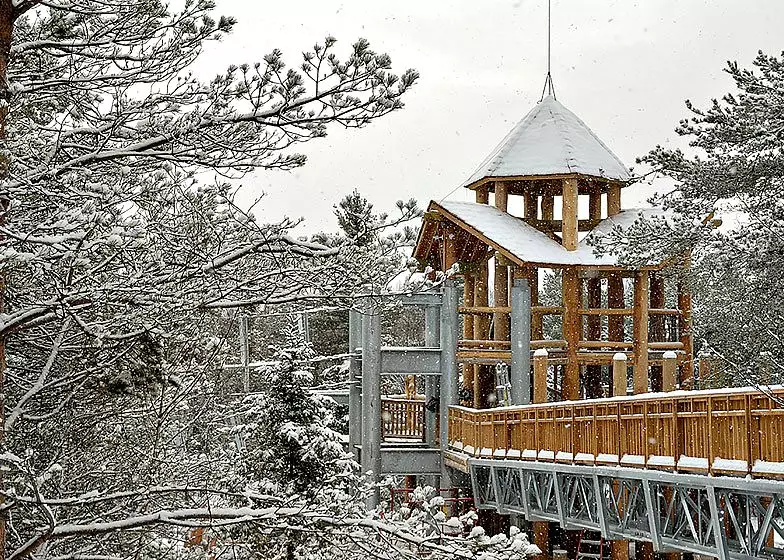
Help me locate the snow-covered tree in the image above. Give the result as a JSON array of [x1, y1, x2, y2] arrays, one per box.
[[596, 51, 784, 386]]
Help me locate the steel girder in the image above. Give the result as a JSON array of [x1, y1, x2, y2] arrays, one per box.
[[469, 458, 784, 560]]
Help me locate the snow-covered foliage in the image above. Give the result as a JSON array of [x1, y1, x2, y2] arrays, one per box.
[[594, 51, 784, 386], [385, 487, 541, 560]]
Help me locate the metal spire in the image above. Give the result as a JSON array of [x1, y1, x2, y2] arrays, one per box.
[[540, 0, 556, 101]]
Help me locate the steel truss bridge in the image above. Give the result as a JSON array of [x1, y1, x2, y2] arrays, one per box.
[[470, 458, 784, 560]]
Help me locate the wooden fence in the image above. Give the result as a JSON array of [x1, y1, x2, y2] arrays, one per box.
[[448, 386, 784, 478], [382, 398, 425, 441]]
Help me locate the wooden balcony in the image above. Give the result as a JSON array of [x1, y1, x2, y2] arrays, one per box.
[[447, 386, 784, 478]]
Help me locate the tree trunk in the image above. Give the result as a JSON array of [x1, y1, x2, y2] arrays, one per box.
[[0, 2, 15, 557]]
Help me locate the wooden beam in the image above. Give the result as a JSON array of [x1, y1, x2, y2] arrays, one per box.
[[459, 306, 510, 315], [580, 308, 633, 316], [562, 178, 579, 251], [521, 217, 601, 232], [562, 267, 581, 400], [632, 270, 650, 394]]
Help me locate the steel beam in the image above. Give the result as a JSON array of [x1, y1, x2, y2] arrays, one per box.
[[380, 447, 442, 475], [380, 347, 441, 374], [467, 458, 784, 560], [510, 277, 532, 404], [361, 304, 382, 509], [439, 280, 459, 489]]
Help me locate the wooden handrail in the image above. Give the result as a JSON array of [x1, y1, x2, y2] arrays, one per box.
[[447, 387, 784, 479]]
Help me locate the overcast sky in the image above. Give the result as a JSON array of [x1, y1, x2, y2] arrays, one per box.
[[195, 0, 784, 232]]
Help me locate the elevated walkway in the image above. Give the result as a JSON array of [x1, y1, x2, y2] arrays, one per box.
[[447, 387, 784, 560]]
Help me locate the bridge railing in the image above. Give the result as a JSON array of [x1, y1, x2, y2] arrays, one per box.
[[448, 386, 784, 478], [382, 398, 426, 441]]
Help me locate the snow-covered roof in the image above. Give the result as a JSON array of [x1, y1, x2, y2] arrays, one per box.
[[433, 200, 663, 267], [462, 96, 631, 187]]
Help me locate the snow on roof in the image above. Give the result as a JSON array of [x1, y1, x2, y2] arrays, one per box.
[[462, 96, 631, 187], [436, 200, 663, 267]]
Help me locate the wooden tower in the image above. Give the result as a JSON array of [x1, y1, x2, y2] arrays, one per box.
[[414, 95, 693, 408]]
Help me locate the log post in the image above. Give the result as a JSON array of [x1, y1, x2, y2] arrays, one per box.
[[607, 183, 628, 560], [562, 267, 580, 400], [607, 182, 622, 217], [612, 353, 628, 397], [476, 184, 489, 205], [494, 254, 510, 341], [585, 276, 602, 398], [463, 271, 476, 398], [474, 260, 490, 407], [632, 271, 650, 394], [541, 192, 555, 221], [678, 266, 694, 389], [589, 187, 602, 221], [562, 178, 578, 251], [534, 349, 549, 404], [524, 191, 538, 219], [649, 274, 666, 392], [607, 273, 625, 343], [662, 351, 678, 392]]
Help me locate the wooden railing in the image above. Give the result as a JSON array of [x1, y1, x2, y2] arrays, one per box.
[[447, 386, 784, 478], [382, 398, 425, 441]]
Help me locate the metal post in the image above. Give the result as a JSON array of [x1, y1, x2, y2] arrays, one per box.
[[361, 301, 382, 509], [510, 277, 532, 404], [348, 308, 362, 461], [439, 280, 459, 485], [349, 306, 362, 352], [424, 303, 440, 449]]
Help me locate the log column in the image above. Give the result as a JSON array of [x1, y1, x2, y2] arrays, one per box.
[[585, 276, 603, 398], [533, 348, 550, 560], [607, 182, 622, 217], [562, 267, 580, 400], [474, 259, 490, 407], [562, 178, 578, 251], [607, 183, 629, 560], [649, 274, 666, 392], [494, 183, 510, 342], [632, 271, 650, 395], [607, 274, 625, 343], [476, 184, 489, 205], [678, 260, 694, 389], [462, 270, 476, 399]]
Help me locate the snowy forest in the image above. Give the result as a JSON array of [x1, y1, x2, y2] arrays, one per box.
[[0, 0, 783, 559]]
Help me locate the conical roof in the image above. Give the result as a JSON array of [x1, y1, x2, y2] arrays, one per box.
[[462, 96, 631, 188]]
